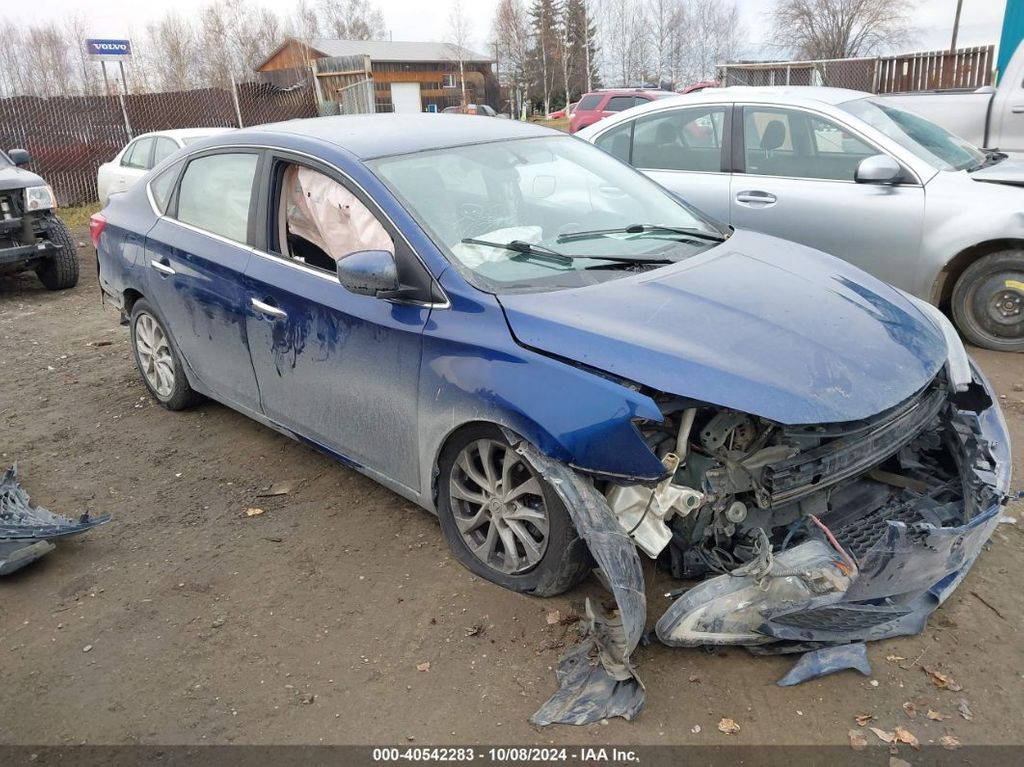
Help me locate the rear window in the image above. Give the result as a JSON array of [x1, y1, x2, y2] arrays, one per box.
[[576, 94, 603, 111], [176, 152, 259, 243], [606, 96, 636, 112]]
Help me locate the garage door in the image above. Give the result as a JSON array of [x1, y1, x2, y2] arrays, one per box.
[[391, 83, 423, 114]]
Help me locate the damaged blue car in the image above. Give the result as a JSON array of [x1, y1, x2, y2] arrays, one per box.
[[93, 115, 1012, 725]]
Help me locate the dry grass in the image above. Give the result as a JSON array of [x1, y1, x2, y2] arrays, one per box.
[[59, 201, 101, 229]]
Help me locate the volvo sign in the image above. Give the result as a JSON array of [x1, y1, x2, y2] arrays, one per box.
[[85, 39, 132, 60]]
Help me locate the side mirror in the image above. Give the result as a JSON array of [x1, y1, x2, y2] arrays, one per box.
[[7, 148, 30, 167], [855, 154, 902, 184], [336, 249, 399, 297]]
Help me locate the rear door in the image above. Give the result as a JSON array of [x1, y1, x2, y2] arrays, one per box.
[[729, 104, 925, 288], [143, 149, 263, 411], [241, 153, 433, 490]]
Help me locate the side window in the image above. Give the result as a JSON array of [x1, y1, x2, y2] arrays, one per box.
[[176, 153, 259, 243], [153, 137, 179, 166], [606, 96, 635, 112], [577, 94, 603, 111], [631, 107, 726, 172], [743, 106, 878, 181], [121, 138, 154, 170], [275, 163, 393, 274], [594, 121, 633, 163], [149, 159, 183, 213]]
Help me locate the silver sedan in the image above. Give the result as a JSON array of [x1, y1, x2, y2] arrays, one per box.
[[577, 87, 1024, 351]]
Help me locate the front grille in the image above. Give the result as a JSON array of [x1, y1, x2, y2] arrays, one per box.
[[762, 381, 947, 506]]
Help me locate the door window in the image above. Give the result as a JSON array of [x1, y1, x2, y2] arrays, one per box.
[[153, 137, 179, 166], [176, 153, 259, 243], [594, 121, 632, 163], [577, 94, 602, 111], [121, 138, 154, 169], [631, 107, 726, 172], [606, 96, 636, 112], [742, 106, 877, 181], [274, 164, 393, 274]]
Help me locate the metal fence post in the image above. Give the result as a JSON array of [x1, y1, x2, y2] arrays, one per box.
[[117, 92, 132, 139], [229, 73, 244, 128]]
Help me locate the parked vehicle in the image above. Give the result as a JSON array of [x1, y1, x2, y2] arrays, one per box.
[[441, 104, 497, 116], [94, 114, 1009, 723], [882, 42, 1024, 154], [579, 86, 1024, 351], [569, 88, 676, 133], [546, 101, 578, 120], [0, 147, 78, 290], [96, 128, 234, 205]]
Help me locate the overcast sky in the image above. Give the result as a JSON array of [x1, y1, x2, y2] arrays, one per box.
[[23, 0, 1010, 58]]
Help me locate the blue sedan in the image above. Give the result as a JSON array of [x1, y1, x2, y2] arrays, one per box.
[[93, 115, 1011, 724]]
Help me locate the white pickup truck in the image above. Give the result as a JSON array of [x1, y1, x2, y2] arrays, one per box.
[[885, 42, 1024, 153]]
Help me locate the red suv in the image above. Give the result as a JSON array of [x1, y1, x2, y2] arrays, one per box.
[[569, 89, 676, 133]]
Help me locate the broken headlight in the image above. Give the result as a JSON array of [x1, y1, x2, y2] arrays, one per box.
[[24, 184, 56, 212]]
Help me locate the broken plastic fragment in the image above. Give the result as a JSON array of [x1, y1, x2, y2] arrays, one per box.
[[776, 643, 871, 686]]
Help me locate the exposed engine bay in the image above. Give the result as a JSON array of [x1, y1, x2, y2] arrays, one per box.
[[523, 363, 1013, 726]]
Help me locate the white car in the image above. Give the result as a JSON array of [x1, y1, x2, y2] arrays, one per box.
[[97, 128, 234, 205]]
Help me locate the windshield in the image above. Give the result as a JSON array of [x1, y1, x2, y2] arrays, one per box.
[[369, 135, 724, 292], [840, 98, 985, 171]]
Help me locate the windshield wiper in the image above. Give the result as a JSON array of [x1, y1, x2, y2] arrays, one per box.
[[556, 223, 726, 244], [968, 150, 1008, 172], [460, 237, 676, 265]]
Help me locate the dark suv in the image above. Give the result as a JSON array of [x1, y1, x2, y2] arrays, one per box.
[[569, 89, 676, 133], [0, 148, 78, 290]]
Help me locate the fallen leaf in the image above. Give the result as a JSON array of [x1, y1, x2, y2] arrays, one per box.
[[886, 654, 906, 662], [893, 726, 919, 750], [244, 507, 265, 517], [855, 713, 874, 727], [923, 665, 963, 691], [940, 735, 961, 750], [957, 699, 973, 721], [902, 701, 917, 719], [717, 718, 740, 735], [870, 727, 895, 743], [848, 729, 868, 751], [464, 624, 484, 637], [416, 661, 430, 672], [927, 709, 949, 721], [545, 610, 561, 625]]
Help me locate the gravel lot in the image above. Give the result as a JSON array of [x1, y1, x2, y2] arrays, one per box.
[[2, 236, 1022, 747]]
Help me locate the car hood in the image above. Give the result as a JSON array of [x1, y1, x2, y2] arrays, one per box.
[[497, 230, 948, 425], [969, 157, 1024, 186], [0, 164, 46, 191]]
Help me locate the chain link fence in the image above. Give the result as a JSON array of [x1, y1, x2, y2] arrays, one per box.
[[0, 74, 317, 206]]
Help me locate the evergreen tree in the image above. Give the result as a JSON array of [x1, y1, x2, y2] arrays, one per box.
[[563, 0, 599, 97]]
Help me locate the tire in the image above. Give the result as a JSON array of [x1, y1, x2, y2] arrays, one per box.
[[951, 250, 1024, 352], [35, 215, 80, 290], [129, 299, 201, 411], [436, 425, 591, 597]]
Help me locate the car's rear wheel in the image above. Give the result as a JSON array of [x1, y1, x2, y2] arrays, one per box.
[[436, 425, 590, 597], [35, 215, 79, 290], [951, 250, 1024, 352], [130, 299, 200, 410]]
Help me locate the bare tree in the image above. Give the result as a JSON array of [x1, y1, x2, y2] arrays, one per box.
[[147, 13, 199, 92], [769, 0, 912, 60], [446, 0, 474, 107], [318, 0, 387, 40], [492, 0, 531, 116], [602, 0, 650, 86], [677, 0, 745, 85]]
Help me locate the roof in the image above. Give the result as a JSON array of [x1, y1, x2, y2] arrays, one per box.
[[260, 38, 491, 68], [705, 86, 874, 104], [245, 113, 559, 160], [142, 128, 235, 141]]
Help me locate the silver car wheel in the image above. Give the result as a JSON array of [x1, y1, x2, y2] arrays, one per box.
[[134, 312, 175, 399], [448, 438, 550, 575]]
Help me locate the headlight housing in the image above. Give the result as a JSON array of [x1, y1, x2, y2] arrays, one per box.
[[24, 185, 56, 212], [902, 292, 972, 391]]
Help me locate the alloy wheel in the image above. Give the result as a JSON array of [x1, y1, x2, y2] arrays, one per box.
[[135, 312, 175, 399]]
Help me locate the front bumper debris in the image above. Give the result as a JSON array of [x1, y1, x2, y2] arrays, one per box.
[[523, 363, 1013, 726], [0, 465, 111, 575]]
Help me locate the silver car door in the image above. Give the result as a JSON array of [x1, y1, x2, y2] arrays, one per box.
[[729, 104, 925, 291]]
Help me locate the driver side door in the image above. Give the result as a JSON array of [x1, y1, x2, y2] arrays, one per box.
[[729, 104, 926, 289]]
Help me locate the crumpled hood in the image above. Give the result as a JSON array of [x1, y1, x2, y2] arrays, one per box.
[[0, 164, 46, 191], [969, 157, 1024, 186], [497, 229, 947, 425]]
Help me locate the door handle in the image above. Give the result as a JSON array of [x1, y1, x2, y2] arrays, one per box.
[[1012, 105, 1024, 114], [149, 259, 175, 276], [735, 190, 778, 206], [251, 297, 288, 320]]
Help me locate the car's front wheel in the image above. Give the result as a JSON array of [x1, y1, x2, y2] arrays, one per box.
[[951, 250, 1024, 352], [436, 425, 590, 597], [130, 299, 200, 410], [35, 214, 79, 290]]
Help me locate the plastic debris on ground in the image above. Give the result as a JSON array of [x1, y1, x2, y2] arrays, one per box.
[[776, 642, 871, 686], [0, 464, 111, 575]]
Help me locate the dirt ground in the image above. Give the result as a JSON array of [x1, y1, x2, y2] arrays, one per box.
[[2, 235, 1022, 748]]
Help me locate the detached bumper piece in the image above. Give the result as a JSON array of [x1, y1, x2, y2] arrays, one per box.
[[0, 465, 111, 575]]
